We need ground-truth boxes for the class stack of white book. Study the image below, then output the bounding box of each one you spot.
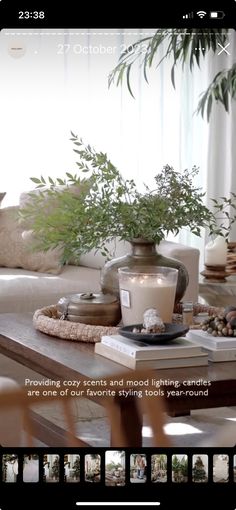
[187,330,236,362]
[95,335,208,369]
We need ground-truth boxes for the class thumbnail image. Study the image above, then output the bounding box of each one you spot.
[43,454,60,482]
[105,450,125,486]
[172,454,188,483]
[64,454,80,482]
[151,454,167,483]
[23,454,39,482]
[130,454,147,483]
[85,454,101,483]
[192,455,208,483]
[213,454,229,483]
[2,454,18,482]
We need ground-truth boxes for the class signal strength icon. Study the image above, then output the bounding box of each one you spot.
[183,12,194,18]
[197,10,207,18]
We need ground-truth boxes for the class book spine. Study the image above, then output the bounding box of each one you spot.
[206,339,236,349]
[188,331,236,349]
[205,348,236,362]
[95,343,136,368]
[134,355,208,369]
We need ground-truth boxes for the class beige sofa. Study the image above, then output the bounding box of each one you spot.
[0,210,200,314]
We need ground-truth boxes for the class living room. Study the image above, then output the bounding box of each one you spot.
[0,25,235,453]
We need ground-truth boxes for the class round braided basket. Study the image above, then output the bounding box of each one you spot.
[33,305,119,343]
[174,302,223,316]
[33,303,223,343]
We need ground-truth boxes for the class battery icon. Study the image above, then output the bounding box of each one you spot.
[210,11,225,18]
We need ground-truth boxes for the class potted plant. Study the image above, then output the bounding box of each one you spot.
[19,133,214,303]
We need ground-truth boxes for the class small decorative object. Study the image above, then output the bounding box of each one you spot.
[201,265,228,280]
[201,235,228,280]
[193,312,209,325]
[182,302,194,326]
[201,305,236,336]
[226,242,236,274]
[119,323,189,343]
[142,308,165,333]
[118,265,178,326]
[56,292,121,326]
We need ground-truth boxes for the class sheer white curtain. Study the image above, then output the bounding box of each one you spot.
[206,30,236,241]
[0,28,219,264]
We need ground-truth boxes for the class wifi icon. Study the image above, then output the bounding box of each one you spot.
[197,10,207,18]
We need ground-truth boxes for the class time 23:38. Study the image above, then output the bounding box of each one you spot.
[18,11,45,19]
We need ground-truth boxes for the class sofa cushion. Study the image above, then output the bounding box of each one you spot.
[19,184,85,229]
[158,240,200,302]
[19,184,82,207]
[0,265,101,313]
[0,206,62,275]
[78,239,131,269]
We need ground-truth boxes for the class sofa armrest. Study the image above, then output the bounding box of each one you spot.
[158,240,200,303]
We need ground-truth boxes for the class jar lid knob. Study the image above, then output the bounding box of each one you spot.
[80,292,94,300]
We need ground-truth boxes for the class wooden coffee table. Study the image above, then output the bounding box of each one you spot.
[0,313,235,446]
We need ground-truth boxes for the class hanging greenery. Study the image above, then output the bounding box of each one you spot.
[109,28,233,120]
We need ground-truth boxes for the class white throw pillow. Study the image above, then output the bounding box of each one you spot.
[78,239,131,269]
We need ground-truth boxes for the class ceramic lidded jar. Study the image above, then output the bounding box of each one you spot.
[56,292,121,326]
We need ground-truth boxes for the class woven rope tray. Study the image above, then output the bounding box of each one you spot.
[33,303,223,343]
[33,305,119,343]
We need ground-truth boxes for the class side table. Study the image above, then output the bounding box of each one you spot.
[199,274,236,307]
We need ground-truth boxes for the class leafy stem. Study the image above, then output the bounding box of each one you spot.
[18,134,217,262]
[208,193,236,239]
[109,28,232,120]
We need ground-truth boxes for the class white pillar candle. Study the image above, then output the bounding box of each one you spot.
[204,235,227,266]
[119,267,178,325]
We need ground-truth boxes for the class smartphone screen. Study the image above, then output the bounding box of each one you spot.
[0,3,235,509]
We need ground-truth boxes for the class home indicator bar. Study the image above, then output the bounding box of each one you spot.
[76,504,161,507]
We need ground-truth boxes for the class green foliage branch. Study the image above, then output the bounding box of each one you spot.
[19,134,215,263]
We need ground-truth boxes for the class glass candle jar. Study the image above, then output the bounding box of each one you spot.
[118,266,178,326]
[182,301,194,326]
